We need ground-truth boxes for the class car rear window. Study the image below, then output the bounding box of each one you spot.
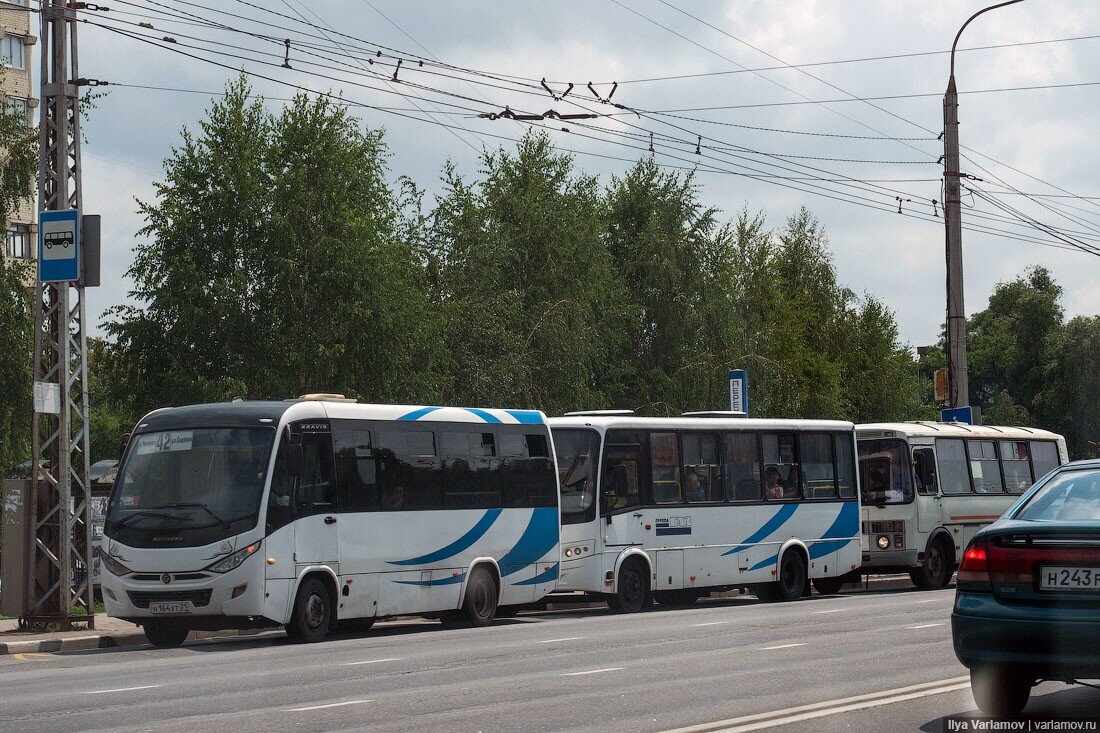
[1015,469,1100,521]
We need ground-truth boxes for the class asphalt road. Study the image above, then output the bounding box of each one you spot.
[2,586,1098,733]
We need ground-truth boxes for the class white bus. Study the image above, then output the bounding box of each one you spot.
[857,422,1068,588]
[101,397,560,647]
[549,412,861,610]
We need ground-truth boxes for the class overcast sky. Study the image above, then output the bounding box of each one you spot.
[67,0,1100,348]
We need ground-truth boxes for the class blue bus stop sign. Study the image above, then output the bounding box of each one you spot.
[941,406,974,424]
[729,369,749,416]
[38,209,80,283]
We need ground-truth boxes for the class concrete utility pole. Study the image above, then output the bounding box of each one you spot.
[25,0,93,629]
[943,0,1024,410]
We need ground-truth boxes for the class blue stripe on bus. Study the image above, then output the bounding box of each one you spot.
[721,503,798,556]
[388,509,502,566]
[396,406,441,421]
[462,408,502,423]
[514,562,560,586]
[393,572,467,587]
[504,409,544,424]
[808,502,859,559]
[749,554,777,572]
[498,507,559,577]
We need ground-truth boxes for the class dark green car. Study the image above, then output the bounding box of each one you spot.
[953,459,1100,716]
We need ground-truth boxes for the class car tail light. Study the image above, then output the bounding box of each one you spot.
[956,540,990,589]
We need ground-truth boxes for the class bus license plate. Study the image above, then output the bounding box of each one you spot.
[149,601,193,615]
[1039,566,1100,591]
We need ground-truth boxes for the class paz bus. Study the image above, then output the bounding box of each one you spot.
[549,411,861,610]
[856,422,1068,588]
[100,397,560,647]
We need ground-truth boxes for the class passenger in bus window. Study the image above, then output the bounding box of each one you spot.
[765,467,783,499]
[784,465,801,498]
[686,471,705,502]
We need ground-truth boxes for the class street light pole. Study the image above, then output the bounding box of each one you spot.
[943,0,1023,412]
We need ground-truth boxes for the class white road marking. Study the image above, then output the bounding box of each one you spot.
[83,685,162,695]
[914,598,943,603]
[758,643,806,650]
[287,700,374,712]
[561,667,624,677]
[537,637,584,643]
[693,621,733,627]
[343,657,402,666]
[907,623,945,629]
[656,677,970,733]
[810,609,845,614]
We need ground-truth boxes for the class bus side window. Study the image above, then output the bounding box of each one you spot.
[650,432,682,504]
[1030,441,1060,480]
[334,425,378,511]
[266,445,295,533]
[835,434,856,499]
[913,448,937,495]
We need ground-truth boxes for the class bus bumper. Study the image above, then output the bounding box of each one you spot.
[861,549,919,568]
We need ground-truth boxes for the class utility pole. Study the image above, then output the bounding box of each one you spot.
[942,0,1023,412]
[25,0,93,629]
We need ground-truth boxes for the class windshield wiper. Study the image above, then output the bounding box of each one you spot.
[112,510,175,528]
[162,502,231,530]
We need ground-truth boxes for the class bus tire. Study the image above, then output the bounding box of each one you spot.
[463,566,499,627]
[971,667,1031,717]
[772,550,807,602]
[611,558,651,613]
[287,577,332,643]
[142,620,188,648]
[812,576,845,595]
[910,537,952,589]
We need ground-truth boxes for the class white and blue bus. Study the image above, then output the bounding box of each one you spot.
[549,412,861,611]
[101,396,560,647]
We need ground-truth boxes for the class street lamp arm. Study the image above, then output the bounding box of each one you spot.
[951,0,1025,77]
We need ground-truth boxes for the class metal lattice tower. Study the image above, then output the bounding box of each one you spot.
[25,0,93,630]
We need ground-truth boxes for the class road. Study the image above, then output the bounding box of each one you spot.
[2,586,1097,733]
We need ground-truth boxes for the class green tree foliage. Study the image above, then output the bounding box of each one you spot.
[103,77,444,414]
[1039,316,1100,458]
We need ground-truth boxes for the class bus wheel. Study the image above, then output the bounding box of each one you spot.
[463,566,499,627]
[971,667,1031,717]
[812,576,845,595]
[774,551,807,602]
[612,559,651,613]
[910,538,952,589]
[287,577,332,643]
[142,620,188,648]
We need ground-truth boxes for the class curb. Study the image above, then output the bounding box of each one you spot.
[0,627,279,656]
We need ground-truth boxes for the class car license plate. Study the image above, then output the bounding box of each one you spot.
[1039,566,1100,591]
[148,601,193,615]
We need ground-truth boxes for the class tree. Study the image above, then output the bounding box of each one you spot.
[1039,316,1100,458]
[103,77,445,414]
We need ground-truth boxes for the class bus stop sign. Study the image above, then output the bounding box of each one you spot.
[941,406,974,424]
[38,209,80,283]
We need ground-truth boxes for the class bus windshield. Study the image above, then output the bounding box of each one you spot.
[552,428,600,525]
[858,438,914,505]
[109,428,275,528]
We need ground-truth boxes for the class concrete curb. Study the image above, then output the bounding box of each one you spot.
[0,627,280,655]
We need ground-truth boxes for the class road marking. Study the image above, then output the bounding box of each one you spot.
[537,637,584,643]
[287,700,374,712]
[758,643,806,650]
[811,609,845,614]
[561,667,624,677]
[12,653,51,662]
[693,621,733,627]
[907,623,945,629]
[83,685,162,695]
[343,657,402,666]
[656,676,970,733]
[914,598,942,603]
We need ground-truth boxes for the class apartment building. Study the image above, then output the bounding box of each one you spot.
[2,0,36,265]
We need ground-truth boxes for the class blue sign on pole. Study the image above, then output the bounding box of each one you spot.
[941,406,974,424]
[729,369,749,416]
[38,209,80,283]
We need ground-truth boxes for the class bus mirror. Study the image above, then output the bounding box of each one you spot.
[118,432,130,460]
[286,444,304,477]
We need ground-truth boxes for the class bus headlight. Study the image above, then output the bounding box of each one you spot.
[101,552,132,577]
[205,540,262,573]
[876,535,891,550]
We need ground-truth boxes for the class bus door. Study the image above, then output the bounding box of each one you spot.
[292,423,340,573]
[913,446,941,534]
[601,442,647,550]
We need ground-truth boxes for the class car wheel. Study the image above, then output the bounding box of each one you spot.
[971,667,1031,717]
[613,559,651,613]
[287,577,331,643]
[812,576,845,595]
[142,620,188,648]
[463,566,499,627]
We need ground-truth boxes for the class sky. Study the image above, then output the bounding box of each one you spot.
[60,0,1100,348]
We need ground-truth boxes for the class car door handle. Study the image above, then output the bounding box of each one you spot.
[324,516,337,525]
